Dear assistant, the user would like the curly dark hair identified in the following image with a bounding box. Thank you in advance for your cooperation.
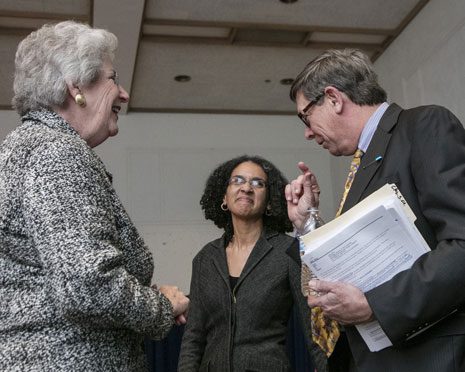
[200,155,293,243]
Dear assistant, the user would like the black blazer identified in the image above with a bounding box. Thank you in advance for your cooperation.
[178,229,326,372]
[340,104,465,371]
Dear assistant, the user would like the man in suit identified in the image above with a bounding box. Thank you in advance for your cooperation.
[285,48,465,372]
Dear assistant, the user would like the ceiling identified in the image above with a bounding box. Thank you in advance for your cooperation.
[0,0,429,115]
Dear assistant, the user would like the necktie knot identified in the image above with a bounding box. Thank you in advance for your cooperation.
[354,148,364,159]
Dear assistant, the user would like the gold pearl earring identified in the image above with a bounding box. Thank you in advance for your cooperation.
[75,93,86,107]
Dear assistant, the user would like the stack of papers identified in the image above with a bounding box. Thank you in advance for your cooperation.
[300,184,430,351]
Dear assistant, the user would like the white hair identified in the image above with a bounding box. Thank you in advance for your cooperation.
[13,20,118,115]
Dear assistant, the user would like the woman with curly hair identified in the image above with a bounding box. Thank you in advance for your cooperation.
[178,155,320,371]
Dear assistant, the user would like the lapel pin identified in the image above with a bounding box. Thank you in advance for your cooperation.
[362,155,383,169]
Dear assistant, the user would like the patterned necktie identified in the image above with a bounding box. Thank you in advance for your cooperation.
[307,272,340,357]
[336,148,364,217]
[303,148,364,357]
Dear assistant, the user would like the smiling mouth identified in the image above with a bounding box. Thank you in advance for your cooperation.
[112,105,121,114]
[237,197,253,203]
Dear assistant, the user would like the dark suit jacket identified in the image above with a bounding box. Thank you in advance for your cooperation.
[178,229,326,372]
[339,104,465,372]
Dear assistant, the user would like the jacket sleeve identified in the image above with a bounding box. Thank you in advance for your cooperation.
[365,106,465,344]
[22,139,174,339]
[178,254,207,371]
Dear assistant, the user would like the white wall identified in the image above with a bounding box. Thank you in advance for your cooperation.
[375,0,465,124]
[97,113,347,291]
[0,110,346,291]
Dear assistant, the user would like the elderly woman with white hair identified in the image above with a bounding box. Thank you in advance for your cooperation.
[0,21,189,371]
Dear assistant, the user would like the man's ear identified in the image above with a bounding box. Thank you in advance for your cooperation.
[324,86,344,114]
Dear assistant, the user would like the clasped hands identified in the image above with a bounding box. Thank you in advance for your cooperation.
[154,284,190,326]
[285,162,374,325]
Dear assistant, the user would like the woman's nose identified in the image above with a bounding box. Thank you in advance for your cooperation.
[119,86,130,103]
[239,182,253,192]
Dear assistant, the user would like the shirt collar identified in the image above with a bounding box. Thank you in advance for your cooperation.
[358,102,389,153]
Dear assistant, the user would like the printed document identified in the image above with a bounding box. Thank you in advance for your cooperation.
[300,184,430,351]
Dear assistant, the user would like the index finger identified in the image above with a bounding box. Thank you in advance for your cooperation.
[175,314,187,325]
[309,279,335,293]
[307,293,324,308]
[297,161,310,174]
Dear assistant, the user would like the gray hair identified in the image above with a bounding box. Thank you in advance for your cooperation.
[290,49,387,105]
[13,20,118,115]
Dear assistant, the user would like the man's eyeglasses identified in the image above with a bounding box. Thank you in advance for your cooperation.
[297,92,325,128]
[228,175,267,189]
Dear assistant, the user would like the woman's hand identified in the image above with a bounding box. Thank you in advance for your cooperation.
[156,284,190,324]
[285,162,321,232]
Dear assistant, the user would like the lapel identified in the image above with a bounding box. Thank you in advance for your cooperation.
[211,236,231,289]
[342,103,403,212]
[210,229,278,289]
[237,229,277,286]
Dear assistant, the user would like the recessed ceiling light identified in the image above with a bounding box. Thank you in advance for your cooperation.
[279,0,298,3]
[174,75,191,82]
[280,78,294,85]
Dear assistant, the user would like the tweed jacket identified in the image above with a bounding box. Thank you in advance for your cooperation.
[178,229,326,372]
[0,110,174,371]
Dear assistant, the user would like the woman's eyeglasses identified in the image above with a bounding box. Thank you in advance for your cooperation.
[109,70,120,85]
[228,175,267,189]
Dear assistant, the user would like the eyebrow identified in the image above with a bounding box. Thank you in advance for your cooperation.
[232,175,266,180]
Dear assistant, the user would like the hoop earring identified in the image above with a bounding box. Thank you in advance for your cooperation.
[265,206,272,216]
[221,202,228,211]
[75,93,86,107]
